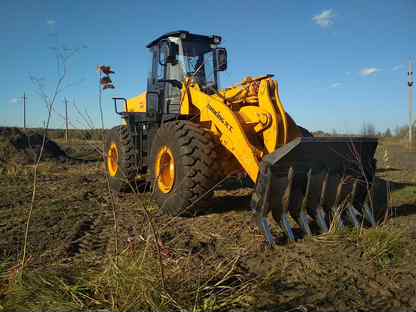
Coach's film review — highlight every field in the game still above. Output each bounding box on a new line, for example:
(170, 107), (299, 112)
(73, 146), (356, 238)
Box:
(1, 129), (416, 311)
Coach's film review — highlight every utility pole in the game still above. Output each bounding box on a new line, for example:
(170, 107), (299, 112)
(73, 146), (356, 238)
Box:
(408, 61), (414, 148)
(64, 97), (69, 143)
(22, 93), (27, 130)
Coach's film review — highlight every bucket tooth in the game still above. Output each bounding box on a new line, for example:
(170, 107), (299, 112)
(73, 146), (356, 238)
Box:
(346, 205), (361, 228)
(272, 166), (295, 241)
(329, 176), (346, 231)
(359, 180), (377, 227)
(258, 216), (274, 246)
(296, 168), (312, 236)
(368, 177), (390, 224)
(297, 210), (312, 237)
(280, 213), (295, 242)
(363, 202), (376, 227)
(307, 171), (329, 234)
(315, 172), (329, 233)
(251, 164), (275, 246)
(345, 180), (362, 228)
(315, 205), (328, 233)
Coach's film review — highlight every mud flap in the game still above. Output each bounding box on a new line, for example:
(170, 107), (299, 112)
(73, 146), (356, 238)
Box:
(251, 137), (379, 245)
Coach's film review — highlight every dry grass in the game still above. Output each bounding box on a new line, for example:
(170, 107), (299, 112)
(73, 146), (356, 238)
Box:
(349, 225), (405, 268)
(90, 252), (169, 311)
(1, 265), (90, 311)
(0, 244), (256, 311)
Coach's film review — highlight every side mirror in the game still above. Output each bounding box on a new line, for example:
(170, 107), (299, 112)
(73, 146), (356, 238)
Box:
(215, 48), (227, 71)
(159, 40), (178, 66)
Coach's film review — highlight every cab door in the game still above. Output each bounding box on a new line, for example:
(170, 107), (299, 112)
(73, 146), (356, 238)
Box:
(146, 45), (163, 121)
(148, 40), (184, 117)
(164, 60), (184, 114)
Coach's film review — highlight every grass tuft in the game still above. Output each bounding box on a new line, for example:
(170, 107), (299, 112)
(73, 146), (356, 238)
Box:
(89, 249), (170, 311)
(1, 269), (91, 311)
(349, 225), (404, 269)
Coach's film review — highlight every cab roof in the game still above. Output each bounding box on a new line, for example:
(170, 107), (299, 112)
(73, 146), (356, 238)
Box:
(146, 30), (221, 48)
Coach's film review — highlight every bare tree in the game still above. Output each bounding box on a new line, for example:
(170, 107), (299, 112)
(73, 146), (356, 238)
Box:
(21, 45), (82, 270)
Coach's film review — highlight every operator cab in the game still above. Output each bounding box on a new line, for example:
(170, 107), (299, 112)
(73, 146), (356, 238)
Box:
(146, 30), (227, 117)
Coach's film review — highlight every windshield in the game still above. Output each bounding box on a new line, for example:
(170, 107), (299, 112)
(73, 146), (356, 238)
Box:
(180, 41), (217, 90)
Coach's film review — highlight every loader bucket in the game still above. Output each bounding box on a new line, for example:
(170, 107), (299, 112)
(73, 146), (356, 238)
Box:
(251, 137), (379, 245)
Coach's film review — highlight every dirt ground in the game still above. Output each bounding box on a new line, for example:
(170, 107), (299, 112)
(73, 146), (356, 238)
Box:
(0, 132), (416, 311)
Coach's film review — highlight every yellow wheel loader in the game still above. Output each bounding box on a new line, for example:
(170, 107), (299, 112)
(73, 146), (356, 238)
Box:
(105, 31), (386, 244)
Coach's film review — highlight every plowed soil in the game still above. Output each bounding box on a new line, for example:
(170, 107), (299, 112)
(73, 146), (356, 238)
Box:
(0, 127), (66, 166)
(1, 132), (416, 312)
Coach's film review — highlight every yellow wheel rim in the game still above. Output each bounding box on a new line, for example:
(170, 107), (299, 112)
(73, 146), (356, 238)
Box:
(107, 143), (119, 177)
(155, 146), (175, 193)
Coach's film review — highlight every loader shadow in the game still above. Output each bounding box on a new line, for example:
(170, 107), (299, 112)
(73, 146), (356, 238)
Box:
(376, 167), (401, 173)
(65, 152), (101, 163)
(388, 180), (415, 190)
(393, 204), (416, 217)
(195, 176), (254, 216)
(387, 180), (416, 217)
(198, 193), (252, 216)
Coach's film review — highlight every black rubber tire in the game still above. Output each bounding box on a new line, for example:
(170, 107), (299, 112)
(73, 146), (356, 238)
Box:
(104, 125), (137, 192)
(298, 126), (313, 137)
(149, 120), (221, 216)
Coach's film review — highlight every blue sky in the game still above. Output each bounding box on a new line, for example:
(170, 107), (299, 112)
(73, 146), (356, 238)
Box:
(1, 0), (415, 133)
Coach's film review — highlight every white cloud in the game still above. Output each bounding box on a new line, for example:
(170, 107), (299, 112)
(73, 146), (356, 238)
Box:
(9, 98), (18, 104)
(312, 9), (335, 28)
(47, 19), (56, 25)
(360, 68), (379, 76)
(392, 64), (404, 71)
(330, 82), (342, 88)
